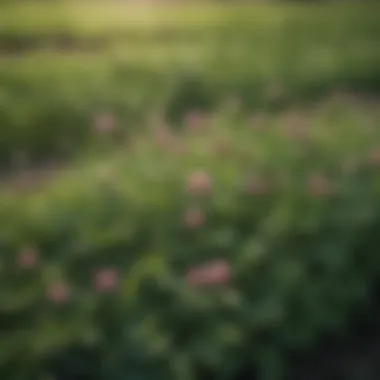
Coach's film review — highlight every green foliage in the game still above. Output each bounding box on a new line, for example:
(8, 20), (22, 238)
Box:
(1, 102), (380, 379)
(1, 2), (380, 379)
(0, 2), (379, 167)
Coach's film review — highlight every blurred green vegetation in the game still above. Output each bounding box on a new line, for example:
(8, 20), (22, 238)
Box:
(1, 2), (380, 380)
(0, 2), (379, 167)
(2, 101), (380, 380)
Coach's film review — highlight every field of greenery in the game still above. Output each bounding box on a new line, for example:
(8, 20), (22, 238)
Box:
(1, 2), (380, 380)
(0, 2), (379, 167)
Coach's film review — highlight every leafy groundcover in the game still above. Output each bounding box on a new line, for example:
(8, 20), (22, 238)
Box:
(1, 99), (380, 380)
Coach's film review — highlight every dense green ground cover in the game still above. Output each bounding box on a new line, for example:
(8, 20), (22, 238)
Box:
(0, 2), (379, 167)
(2, 100), (380, 380)
(1, 2), (380, 380)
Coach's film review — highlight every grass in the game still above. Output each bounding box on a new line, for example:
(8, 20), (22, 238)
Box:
(1, 2), (380, 379)
(0, 2), (379, 49)
(0, 1), (379, 169)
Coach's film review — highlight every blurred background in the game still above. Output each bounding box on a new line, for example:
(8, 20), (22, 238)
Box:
(0, 1), (380, 379)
